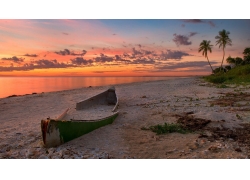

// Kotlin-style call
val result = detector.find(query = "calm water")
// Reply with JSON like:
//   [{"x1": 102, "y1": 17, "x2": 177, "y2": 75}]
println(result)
[{"x1": 0, "y1": 76, "x2": 182, "y2": 98}]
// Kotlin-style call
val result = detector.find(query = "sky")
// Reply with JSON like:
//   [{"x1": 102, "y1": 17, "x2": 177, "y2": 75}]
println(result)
[{"x1": 0, "y1": 19, "x2": 250, "y2": 77}]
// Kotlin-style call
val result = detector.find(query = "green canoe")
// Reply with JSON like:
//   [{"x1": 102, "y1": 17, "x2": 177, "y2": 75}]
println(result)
[{"x1": 41, "y1": 87, "x2": 119, "y2": 147}]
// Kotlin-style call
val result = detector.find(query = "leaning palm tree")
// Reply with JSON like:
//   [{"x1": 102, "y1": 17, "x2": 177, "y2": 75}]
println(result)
[
  {"x1": 215, "y1": 29, "x2": 232, "y2": 71},
  {"x1": 198, "y1": 40, "x2": 214, "y2": 73}
]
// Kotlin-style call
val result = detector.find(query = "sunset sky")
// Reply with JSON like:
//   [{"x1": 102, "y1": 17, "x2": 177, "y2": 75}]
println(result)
[{"x1": 1, "y1": 19, "x2": 250, "y2": 76}]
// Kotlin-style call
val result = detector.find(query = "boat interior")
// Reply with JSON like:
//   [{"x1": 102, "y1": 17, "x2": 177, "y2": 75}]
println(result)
[{"x1": 57, "y1": 87, "x2": 118, "y2": 121}]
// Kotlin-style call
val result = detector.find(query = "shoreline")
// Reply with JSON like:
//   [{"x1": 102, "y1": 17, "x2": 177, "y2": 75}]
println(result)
[
  {"x1": 1, "y1": 76, "x2": 250, "y2": 159},
  {"x1": 1, "y1": 76, "x2": 193, "y2": 99}
]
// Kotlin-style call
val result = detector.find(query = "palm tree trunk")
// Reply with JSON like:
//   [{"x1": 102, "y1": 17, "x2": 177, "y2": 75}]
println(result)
[
  {"x1": 220, "y1": 47, "x2": 225, "y2": 72},
  {"x1": 206, "y1": 56, "x2": 214, "y2": 73}
]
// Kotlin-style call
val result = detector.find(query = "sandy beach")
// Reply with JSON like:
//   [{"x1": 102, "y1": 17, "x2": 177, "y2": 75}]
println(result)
[{"x1": 1, "y1": 76, "x2": 250, "y2": 159}]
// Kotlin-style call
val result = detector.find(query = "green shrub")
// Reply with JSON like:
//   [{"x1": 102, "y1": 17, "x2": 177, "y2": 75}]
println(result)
[
  {"x1": 204, "y1": 64, "x2": 250, "y2": 84},
  {"x1": 204, "y1": 75, "x2": 227, "y2": 84}
]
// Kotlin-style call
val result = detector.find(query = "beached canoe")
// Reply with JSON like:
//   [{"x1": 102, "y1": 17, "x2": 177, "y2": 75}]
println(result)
[{"x1": 41, "y1": 87, "x2": 119, "y2": 148}]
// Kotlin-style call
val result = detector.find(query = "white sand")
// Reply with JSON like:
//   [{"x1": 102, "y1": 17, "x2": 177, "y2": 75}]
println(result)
[{"x1": 1, "y1": 76, "x2": 250, "y2": 159}]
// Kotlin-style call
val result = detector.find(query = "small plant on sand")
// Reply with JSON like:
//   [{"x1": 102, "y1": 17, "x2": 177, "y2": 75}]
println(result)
[
  {"x1": 142, "y1": 123, "x2": 191, "y2": 135},
  {"x1": 236, "y1": 114, "x2": 242, "y2": 120},
  {"x1": 141, "y1": 126, "x2": 149, "y2": 130},
  {"x1": 235, "y1": 103, "x2": 241, "y2": 107},
  {"x1": 217, "y1": 84, "x2": 228, "y2": 88}
]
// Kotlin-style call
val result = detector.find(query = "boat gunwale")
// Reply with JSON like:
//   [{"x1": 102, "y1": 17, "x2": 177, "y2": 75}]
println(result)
[
  {"x1": 76, "y1": 86, "x2": 117, "y2": 110},
  {"x1": 50, "y1": 111, "x2": 119, "y2": 122}
]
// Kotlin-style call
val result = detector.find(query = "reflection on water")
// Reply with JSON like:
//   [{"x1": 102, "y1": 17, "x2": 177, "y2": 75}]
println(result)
[{"x1": 0, "y1": 76, "x2": 182, "y2": 98}]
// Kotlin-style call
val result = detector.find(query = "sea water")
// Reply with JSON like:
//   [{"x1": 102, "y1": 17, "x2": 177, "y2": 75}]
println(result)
[{"x1": 0, "y1": 76, "x2": 182, "y2": 98}]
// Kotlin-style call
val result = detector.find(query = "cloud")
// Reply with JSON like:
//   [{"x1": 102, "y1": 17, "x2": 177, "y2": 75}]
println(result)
[
  {"x1": 122, "y1": 53, "x2": 130, "y2": 58},
  {"x1": 114, "y1": 55, "x2": 122, "y2": 60},
  {"x1": 131, "y1": 48, "x2": 142, "y2": 56},
  {"x1": 160, "y1": 50, "x2": 190, "y2": 60},
  {"x1": 94, "y1": 53, "x2": 114, "y2": 63},
  {"x1": 32, "y1": 59, "x2": 71, "y2": 68},
  {"x1": 189, "y1": 32, "x2": 198, "y2": 37},
  {"x1": 55, "y1": 49, "x2": 87, "y2": 56},
  {"x1": 92, "y1": 71, "x2": 104, "y2": 73},
  {"x1": 62, "y1": 32, "x2": 69, "y2": 35},
  {"x1": 1, "y1": 56, "x2": 24, "y2": 63},
  {"x1": 132, "y1": 58, "x2": 155, "y2": 65},
  {"x1": 143, "y1": 50, "x2": 154, "y2": 55},
  {"x1": 128, "y1": 48, "x2": 155, "y2": 59},
  {"x1": 182, "y1": 19, "x2": 205, "y2": 23},
  {"x1": 92, "y1": 70, "x2": 122, "y2": 73},
  {"x1": 71, "y1": 50, "x2": 87, "y2": 56},
  {"x1": 55, "y1": 49, "x2": 71, "y2": 55},
  {"x1": 23, "y1": 54, "x2": 38, "y2": 57},
  {"x1": 182, "y1": 19, "x2": 216, "y2": 28},
  {"x1": 208, "y1": 21, "x2": 215, "y2": 27},
  {"x1": 172, "y1": 32, "x2": 197, "y2": 46},
  {"x1": 0, "y1": 59, "x2": 74, "y2": 72},
  {"x1": 92, "y1": 49, "x2": 191, "y2": 66},
  {"x1": 116, "y1": 59, "x2": 132, "y2": 64},
  {"x1": 173, "y1": 34, "x2": 192, "y2": 46},
  {"x1": 155, "y1": 61, "x2": 217, "y2": 71},
  {"x1": 71, "y1": 57, "x2": 93, "y2": 65}
]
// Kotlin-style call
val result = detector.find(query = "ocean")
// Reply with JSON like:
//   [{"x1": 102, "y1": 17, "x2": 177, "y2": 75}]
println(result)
[{"x1": 0, "y1": 76, "x2": 183, "y2": 98}]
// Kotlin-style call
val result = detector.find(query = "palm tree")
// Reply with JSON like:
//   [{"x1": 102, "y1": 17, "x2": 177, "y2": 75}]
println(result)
[
  {"x1": 243, "y1": 47, "x2": 250, "y2": 57},
  {"x1": 198, "y1": 40, "x2": 214, "y2": 72},
  {"x1": 226, "y1": 56, "x2": 235, "y2": 66},
  {"x1": 215, "y1": 29, "x2": 232, "y2": 71},
  {"x1": 243, "y1": 47, "x2": 250, "y2": 63},
  {"x1": 226, "y1": 56, "x2": 243, "y2": 66}
]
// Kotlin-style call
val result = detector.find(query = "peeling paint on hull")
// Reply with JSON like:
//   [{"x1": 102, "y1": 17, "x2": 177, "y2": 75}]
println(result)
[{"x1": 41, "y1": 113, "x2": 118, "y2": 147}]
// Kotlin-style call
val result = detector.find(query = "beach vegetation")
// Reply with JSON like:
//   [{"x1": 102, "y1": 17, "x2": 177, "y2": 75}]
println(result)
[
  {"x1": 141, "y1": 123, "x2": 191, "y2": 135},
  {"x1": 204, "y1": 64, "x2": 250, "y2": 84},
  {"x1": 217, "y1": 84, "x2": 228, "y2": 88},
  {"x1": 236, "y1": 114, "x2": 242, "y2": 120},
  {"x1": 198, "y1": 40, "x2": 214, "y2": 72},
  {"x1": 204, "y1": 46, "x2": 250, "y2": 85}
]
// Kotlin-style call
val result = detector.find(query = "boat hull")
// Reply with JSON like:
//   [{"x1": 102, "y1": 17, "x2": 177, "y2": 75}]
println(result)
[{"x1": 41, "y1": 112, "x2": 118, "y2": 147}]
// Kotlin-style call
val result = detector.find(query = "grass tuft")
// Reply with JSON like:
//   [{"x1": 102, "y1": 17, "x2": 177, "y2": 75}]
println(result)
[{"x1": 142, "y1": 123, "x2": 191, "y2": 135}]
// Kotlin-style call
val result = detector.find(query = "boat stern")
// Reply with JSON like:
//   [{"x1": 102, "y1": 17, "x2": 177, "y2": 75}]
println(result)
[{"x1": 41, "y1": 119, "x2": 62, "y2": 148}]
